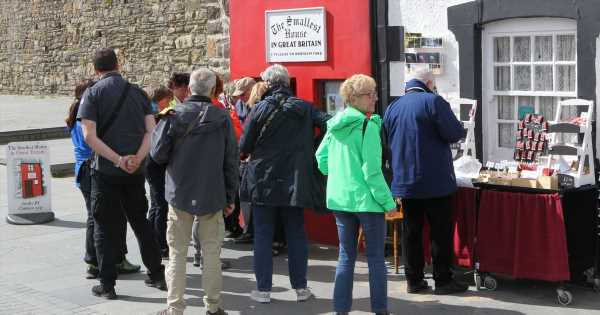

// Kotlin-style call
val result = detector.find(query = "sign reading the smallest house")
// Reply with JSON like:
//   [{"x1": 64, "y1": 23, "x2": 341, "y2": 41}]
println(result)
[{"x1": 265, "y1": 7, "x2": 327, "y2": 63}]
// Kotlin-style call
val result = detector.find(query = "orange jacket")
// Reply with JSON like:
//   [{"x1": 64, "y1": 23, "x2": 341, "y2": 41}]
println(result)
[{"x1": 212, "y1": 98, "x2": 243, "y2": 142}]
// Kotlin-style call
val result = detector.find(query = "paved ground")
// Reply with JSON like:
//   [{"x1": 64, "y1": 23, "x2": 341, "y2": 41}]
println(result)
[
  {"x1": 1, "y1": 164, "x2": 600, "y2": 315},
  {"x1": 1, "y1": 94, "x2": 600, "y2": 315},
  {"x1": 0, "y1": 95, "x2": 72, "y2": 132}
]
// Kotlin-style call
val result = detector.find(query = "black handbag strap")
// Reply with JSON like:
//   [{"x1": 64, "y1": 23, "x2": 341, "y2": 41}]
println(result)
[
  {"x1": 256, "y1": 95, "x2": 288, "y2": 145},
  {"x1": 97, "y1": 82, "x2": 131, "y2": 140}
]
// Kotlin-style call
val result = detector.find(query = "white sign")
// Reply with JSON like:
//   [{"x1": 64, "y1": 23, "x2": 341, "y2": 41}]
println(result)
[
  {"x1": 265, "y1": 7, "x2": 327, "y2": 63},
  {"x1": 6, "y1": 141, "x2": 52, "y2": 218}
]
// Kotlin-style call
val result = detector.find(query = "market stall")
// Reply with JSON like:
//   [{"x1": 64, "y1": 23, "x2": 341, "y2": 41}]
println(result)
[{"x1": 452, "y1": 99, "x2": 600, "y2": 305}]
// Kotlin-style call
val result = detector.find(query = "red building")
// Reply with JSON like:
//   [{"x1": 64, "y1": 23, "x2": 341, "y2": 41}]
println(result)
[{"x1": 230, "y1": 0, "x2": 382, "y2": 245}]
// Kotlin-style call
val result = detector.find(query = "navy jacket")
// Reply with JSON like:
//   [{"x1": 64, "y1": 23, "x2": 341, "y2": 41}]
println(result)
[
  {"x1": 239, "y1": 86, "x2": 330, "y2": 209},
  {"x1": 383, "y1": 79, "x2": 465, "y2": 199}
]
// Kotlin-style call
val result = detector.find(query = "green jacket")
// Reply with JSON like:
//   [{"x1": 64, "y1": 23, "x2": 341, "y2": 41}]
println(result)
[{"x1": 315, "y1": 106, "x2": 396, "y2": 213}]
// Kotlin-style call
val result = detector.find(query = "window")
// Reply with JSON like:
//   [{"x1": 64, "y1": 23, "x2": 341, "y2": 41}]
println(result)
[{"x1": 483, "y1": 18, "x2": 577, "y2": 160}]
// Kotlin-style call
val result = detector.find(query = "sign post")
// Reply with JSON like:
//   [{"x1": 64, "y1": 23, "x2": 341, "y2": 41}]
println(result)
[
  {"x1": 265, "y1": 7, "x2": 327, "y2": 63},
  {"x1": 5, "y1": 141, "x2": 54, "y2": 224}
]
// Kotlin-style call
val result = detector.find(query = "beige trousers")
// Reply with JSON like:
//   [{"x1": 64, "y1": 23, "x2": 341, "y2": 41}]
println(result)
[{"x1": 166, "y1": 206, "x2": 225, "y2": 315}]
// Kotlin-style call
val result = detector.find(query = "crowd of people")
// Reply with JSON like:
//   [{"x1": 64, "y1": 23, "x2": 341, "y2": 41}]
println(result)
[{"x1": 66, "y1": 47, "x2": 468, "y2": 315}]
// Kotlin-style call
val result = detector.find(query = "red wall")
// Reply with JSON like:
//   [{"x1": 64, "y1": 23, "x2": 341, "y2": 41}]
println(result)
[{"x1": 230, "y1": 0, "x2": 373, "y2": 108}]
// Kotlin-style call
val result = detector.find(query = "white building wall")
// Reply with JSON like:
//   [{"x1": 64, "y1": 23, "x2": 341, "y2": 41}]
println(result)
[{"x1": 388, "y1": 0, "x2": 471, "y2": 98}]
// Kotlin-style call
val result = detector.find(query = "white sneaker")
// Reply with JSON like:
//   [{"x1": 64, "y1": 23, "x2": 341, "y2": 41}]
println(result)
[
  {"x1": 250, "y1": 290, "x2": 271, "y2": 303},
  {"x1": 295, "y1": 288, "x2": 314, "y2": 302}
]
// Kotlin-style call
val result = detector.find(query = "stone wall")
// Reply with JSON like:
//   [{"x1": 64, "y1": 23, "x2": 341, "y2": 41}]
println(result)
[{"x1": 0, "y1": 0, "x2": 230, "y2": 96}]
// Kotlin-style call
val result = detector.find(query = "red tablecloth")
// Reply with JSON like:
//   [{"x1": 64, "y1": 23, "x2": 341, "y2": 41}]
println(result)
[
  {"x1": 476, "y1": 190, "x2": 570, "y2": 281},
  {"x1": 424, "y1": 187, "x2": 478, "y2": 268}
]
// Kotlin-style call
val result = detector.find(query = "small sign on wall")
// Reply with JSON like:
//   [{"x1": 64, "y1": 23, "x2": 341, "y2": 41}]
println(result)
[{"x1": 265, "y1": 7, "x2": 327, "y2": 63}]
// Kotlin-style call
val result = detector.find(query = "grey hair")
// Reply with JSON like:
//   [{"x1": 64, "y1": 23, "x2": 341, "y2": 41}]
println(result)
[
  {"x1": 260, "y1": 64, "x2": 290, "y2": 87},
  {"x1": 189, "y1": 68, "x2": 216, "y2": 97},
  {"x1": 409, "y1": 68, "x2": 434, "y2": 84}
]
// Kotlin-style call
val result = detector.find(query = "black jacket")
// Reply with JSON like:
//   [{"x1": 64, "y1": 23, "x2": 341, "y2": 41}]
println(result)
[
  {"x1": 239, "y1": 86, "x2": 330, "y2": 209},
  {"x1": 150, "y1": 95, "x2": 239, "y2": 215}
]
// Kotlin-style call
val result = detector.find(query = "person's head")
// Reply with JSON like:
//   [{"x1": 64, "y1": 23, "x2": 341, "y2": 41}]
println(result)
[
  {"x1": 65, "y1": 79, "x2": 95, "y2": 129},
  {"x1": 246, "y1": 81, "x2": 269, "y2": 108},
  {"x1": 211, "y1": 71, "x2": 224, "y2": 99},
  {"x1": 151, "y1": 86, "x2": 174, "y2": 111},
  {"x1": 260, "y1": 64, "x2": 290, "y2": 88},
  {"x1": 232, "y1": 77, "x2": 257, "y2": 102},
  {"x1": 409, "y1": 68, "x2": 435, "y2": 91},
  {"x1": 247, "y1": 81, "x2": 268, "y2": 108},
  {"x1": 339, "y1": 74, "x2": 378, "y2": 114},
  {"x1": 189, "y1": 68, "x2": 217, "y2": 98},
  {"x1": 93, "y1": 48, "x2": 119, "y2": 75},
  {"x1": 168, "y1": 72, "x2": 191, "y2": 102}
]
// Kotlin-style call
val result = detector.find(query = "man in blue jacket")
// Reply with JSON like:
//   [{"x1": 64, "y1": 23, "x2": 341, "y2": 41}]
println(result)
[{"x1": 383, "y1": 69, "x2": 468, "y2": 295}]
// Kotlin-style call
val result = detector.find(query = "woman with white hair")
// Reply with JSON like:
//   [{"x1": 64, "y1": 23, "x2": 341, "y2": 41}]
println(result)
[
  {"x1": 316, "y1": 74, "x2": 395, "y2": 315},
  {"x1": 239, "y1": 64, "x2": 330, "y2": 304}
]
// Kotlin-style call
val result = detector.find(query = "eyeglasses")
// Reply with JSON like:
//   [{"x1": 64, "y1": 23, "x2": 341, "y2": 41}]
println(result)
[{"x1": 357, "y1": 91, "x2": 377, "y2": 98}]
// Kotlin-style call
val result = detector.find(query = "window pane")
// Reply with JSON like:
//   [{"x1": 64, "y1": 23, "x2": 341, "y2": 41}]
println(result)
[
  {"x1": 517, "y1": 96, "x2": 535, "y2": 119},
  {"x1": 534, "y1": 65, "x2": 553, "y2": 91},
  {"x1": 495, "y1": 66, "x2": 511, "y2": 91},
  {"x1": 497, "y1": 96, "x2": 515, "y2": 120},
  {"x1": 556, "y1": 35, "x2": 576, "y2": 61},
  {"x1": 557, "y1": 65, "x2": 576, "y2": 92},
  {"x1": 514, "y1": 65, "x2": 531, "y2": 91},
  {"x1": 494, "y1": 37, "x2": 510, "y2": 62},
  {"x1": 498, "y1": 123, "x2": 516, "y2": 148},
  {"x1": 513, "y1": 36, "x2": 531, "y2": 62},
  {"x1": 539, "y1": 96, "x2": 557, "y2": 121},
  {"x1": 534, "y1": 36, "x2": 553, "y2": 61}
]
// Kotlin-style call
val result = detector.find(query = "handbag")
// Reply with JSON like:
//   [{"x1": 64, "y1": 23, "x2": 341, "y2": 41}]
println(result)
[{"x1": 239, "y1": 96, "x2": 287, "y2": 202}]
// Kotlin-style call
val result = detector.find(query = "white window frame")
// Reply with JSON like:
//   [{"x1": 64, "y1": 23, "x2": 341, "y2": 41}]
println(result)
[{"x1": 482, "y1": 18, "x2": 577, "y2": 162}]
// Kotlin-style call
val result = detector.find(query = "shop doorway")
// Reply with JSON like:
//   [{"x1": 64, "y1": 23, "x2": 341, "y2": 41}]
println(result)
[{"x1": 482, "y1": 18, "x2": 578, "y2": 162}]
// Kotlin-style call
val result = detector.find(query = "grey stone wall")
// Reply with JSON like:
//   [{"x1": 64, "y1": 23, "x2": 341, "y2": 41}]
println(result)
[{"x1": 0, "y1": 0, "x2": 230, "y2": 96}]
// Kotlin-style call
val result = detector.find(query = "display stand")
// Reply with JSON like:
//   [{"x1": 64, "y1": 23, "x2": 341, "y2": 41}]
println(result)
[
  {"x1": 448, "y1": 98, "x2": 477, "y2": 159},
  {"x1": 546, "y1": 99, "x2": 595, "y2": 188}
]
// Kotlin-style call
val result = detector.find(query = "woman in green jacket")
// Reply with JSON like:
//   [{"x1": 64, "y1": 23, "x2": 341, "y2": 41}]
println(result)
[{"x1": 316, "y1": 74, "x2": 396, "y2": 315}]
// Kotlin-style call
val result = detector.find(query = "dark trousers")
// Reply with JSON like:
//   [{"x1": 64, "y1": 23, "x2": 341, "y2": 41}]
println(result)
[
  {"x1": 224, "y1": 194, "x2": 242, "y2": 233},
  {"x1": 91, "y1": 171, "x2": 163, "y2": 288},
  {"x1": 79, "y1": 163, "x2": 127, "y2": 265},
  {"x1": 401, "y1": 195, "x2": 454, "y2": 286},
  {"x1": 146, "y1": 159, "x2": 168, "y2": 252}
]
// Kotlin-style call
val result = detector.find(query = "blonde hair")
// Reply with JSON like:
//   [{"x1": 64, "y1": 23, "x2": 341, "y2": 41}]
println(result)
[
  {"x1": 247, "y1": 81, "x2": 269, "y2": 108},
  {"x1": 339, "y1": 74, "x2": 376, "y2": 111}
]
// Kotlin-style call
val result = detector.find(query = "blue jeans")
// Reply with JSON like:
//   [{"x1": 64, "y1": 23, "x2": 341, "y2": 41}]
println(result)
[
  {"x1": 253, "y1": 205, "x2": 308, "y2": 291},
  {"x1": 334, "y1": 211, "x2": 387, "y2": 313}
]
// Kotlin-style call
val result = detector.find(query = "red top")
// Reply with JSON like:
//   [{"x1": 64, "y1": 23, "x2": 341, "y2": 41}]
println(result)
[{"x1": 212, "y1": 98, "x2": 243, "y2": 142}]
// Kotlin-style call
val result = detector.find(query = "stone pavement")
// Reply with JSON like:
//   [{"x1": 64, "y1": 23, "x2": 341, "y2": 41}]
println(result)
[
  {"x1": 1, "y1": 164, "x2": 600, "y2": 315},
  {"x1": 0, "y1": 95, "x2": 72, "y2": 132}
]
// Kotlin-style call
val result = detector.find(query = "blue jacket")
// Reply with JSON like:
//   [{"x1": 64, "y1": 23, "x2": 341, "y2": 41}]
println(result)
[{"x1": 383, "y1": 79, "x2": 465, "y2": 199}]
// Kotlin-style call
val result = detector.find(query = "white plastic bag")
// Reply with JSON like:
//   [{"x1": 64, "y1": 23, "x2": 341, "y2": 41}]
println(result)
[{"x1": 453, "y1": 156, "x2": 482, "y2": 179}]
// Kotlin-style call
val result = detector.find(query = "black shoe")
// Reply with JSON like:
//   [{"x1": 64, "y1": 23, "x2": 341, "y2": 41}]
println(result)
[
  {"x1": 145, "y1": 277, "x2": 167, "y2": 291},
  {"x1": 91, "y1": 284, "x2": 117, "y2": 299},
  {"x1": 434, "y1": 280, "x2": 469, "y2": 295},
  {"x1": 407, "y1": 279, "x2": 430, "y2": 294},
  {"x1": 161, "y1": 248, "x2": 169, "y2": 259},
  {"x1": 117, "y1": 258, "x2": 141, "y2": 274},
  {"x1": 207, "y1": 308, "x2": 228, "y2": 315},
  {"x1": 86, "y1": 264, "x2": 99, "y2": 279},
  {"x1": 225, "y1": 228, "x2": 243, "y2": 239},
  {"x1": 234, "y1": 233, "x2": 253, "y2": 244},
  {"x1": 193, "y1": 254, "x2": 202, "y2": 267}
]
